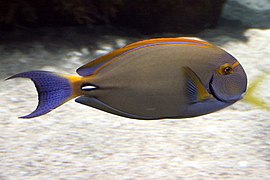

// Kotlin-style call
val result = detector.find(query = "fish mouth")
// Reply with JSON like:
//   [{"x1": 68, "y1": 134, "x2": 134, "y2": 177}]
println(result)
[{"x1": 240, "y1": 92, "x2": 246, "y2": 99}]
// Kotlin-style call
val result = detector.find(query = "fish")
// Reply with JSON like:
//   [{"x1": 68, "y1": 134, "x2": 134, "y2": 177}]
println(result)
[{"x1": 7, "y1": 37, "x2": 248, "y2": 120}]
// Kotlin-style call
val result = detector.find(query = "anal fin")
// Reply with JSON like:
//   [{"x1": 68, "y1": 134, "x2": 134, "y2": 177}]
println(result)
[{"x1": 75, "y1": 96, "x2": 154, "y2": 120}]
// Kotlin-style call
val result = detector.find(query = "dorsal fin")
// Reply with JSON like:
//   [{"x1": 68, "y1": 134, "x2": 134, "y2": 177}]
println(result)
[
  {"x1": 76, "y1": 37, "x2": 212, "y2": 77},
  {"x1": 124, "y1": 37, "x2": 212, "y2": 49}
]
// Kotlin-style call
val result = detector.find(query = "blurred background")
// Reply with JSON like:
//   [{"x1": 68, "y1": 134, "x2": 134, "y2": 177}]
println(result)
[
  {"x1": 0, "y1": 0, "x2": 226, "y2": 34},
  {"x1": 0, "y1": 0, "x2": 270, "y2": 179}
]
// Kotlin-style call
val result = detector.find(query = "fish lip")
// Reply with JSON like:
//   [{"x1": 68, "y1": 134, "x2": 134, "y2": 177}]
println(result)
[{"x1": 240, "y1": 92, "x2": 246, "y2": 99}]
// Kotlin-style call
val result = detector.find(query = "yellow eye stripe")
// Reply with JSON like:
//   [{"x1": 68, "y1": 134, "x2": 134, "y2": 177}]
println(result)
[
  {"x1": 217, "y1": 63, "x2": 231, "y2": 75},
  {"x1": 217, "y1": 61, "x2": 240, "y2": 75},
  {"x1": 232, "y1": 61, "x2": 240, "y2": 69}
]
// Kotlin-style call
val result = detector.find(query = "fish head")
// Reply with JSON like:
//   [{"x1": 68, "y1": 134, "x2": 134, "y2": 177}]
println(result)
[{"x1": 209, "y1": 54, "x2": 247, "y2": 103}]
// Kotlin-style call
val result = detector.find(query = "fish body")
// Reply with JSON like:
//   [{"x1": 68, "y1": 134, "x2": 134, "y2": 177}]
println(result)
[{"x1": 8, "y1": 38, "x2": 247, "y2": 119}]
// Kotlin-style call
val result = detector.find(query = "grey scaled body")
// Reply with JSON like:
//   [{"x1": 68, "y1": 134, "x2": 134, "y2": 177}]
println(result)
[{"x1": 76, "y1": 45, "x2": 240, "y2": 119}]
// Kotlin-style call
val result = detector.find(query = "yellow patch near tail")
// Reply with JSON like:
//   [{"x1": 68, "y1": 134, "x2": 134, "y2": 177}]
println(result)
[
  {"x1": 60, "y1": 74, "x2": 84, "y2": 100},
  {"x1": 61, "y1": 74, "x2": 96, "y2": 101}
]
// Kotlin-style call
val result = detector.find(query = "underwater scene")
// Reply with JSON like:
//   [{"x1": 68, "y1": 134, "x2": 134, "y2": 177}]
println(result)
[{"x1": 0, "y1": 0, "x2": 270, "y2": 179}]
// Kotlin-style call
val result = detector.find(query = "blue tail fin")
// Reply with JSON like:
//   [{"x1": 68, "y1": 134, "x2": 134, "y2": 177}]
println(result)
[{"x1": 7, "y1": 71, "x2": 74, "y2": 118}]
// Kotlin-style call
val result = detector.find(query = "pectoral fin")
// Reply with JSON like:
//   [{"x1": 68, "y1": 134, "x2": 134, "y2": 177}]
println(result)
[{"x1": 183, "y1": 66, "x2": 211, "y2": 103}]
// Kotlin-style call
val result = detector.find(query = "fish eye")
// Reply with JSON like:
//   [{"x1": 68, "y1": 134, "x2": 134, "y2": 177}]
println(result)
[
  {"x1": 217, "y1": 63, "x2": 233, "y2": 75},
  {"x1": 224, "y1": 66, "x2": 232, "y2": 74}
]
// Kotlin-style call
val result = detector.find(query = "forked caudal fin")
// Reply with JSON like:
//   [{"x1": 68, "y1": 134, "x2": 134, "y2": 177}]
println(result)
[{"x1": 7, "y1": 71, "x2": 83, "y2": 118}]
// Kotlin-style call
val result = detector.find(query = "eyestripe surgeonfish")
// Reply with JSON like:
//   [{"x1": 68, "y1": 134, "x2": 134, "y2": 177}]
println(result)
[{"x1": 8, "y1": 37, "x2": 248, "y2": 119}]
